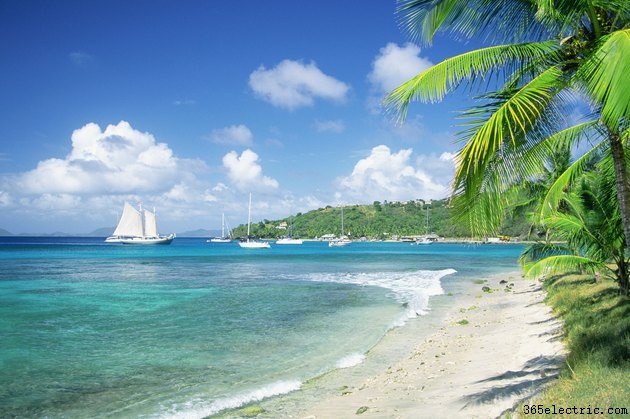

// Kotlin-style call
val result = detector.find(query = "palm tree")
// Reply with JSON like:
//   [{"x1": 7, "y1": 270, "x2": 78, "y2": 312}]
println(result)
[
  {"x1": 505, "y1": 140, "x2": 574, "y2": 241},
  {"x1": 385, "y1": 1, "x2": 630, "y2": 247},
  {"x1": 519, "y1": 153, "x2": 629, "y2": 294}
]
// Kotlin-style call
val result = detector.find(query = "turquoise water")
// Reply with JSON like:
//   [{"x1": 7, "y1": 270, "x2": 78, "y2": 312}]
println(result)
[{"x1": 0, "y1": 238, "x2": 523, "y2": 417}]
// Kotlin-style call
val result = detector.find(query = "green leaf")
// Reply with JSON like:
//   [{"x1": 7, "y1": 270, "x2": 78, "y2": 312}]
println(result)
[
  {"x1": 578, "y1": 29, "x2": 630, "y2": 129},
  {"x1": 384, "y1": 41, "x2": 559, "y2": 121},
  {"x1": 522, "y1": 254, "x2": 602, "y2": 278}
]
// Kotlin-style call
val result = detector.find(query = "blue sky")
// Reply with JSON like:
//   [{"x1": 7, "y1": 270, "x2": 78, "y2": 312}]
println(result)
[{"x1": 0, "y1": 0, "x2": 475, "y2": 234}]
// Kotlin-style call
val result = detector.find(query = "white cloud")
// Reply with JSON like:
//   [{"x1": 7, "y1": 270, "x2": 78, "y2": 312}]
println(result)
[
  {"x1": 164, "y1": 183, "x2": 198, "y2": 203},
  {"x1": 249, "y1": 59, "x2": 350, "y2": 110},
  {"x1": 173, "y1": 99, "x2": 196, "y2": 106},
  {"x1": 209, "y1": 124, "x2": 254, "y2": 146},
  {"x1": 315, "y1": 119, "x2": 345, "y2": 133},
  {"x1": 222, "y1": 149, "x2": 279, "y2": 191},
  {"x1": 368, "y1": 43, "x2": 433, "y2": 93},
  {"x1": 69, "y1": 51, "x2": 94, "y2": 67},
  {"x1": 18, "y1": 121, "x2": 181, "y2": 195},
  {"x1": 0, "y1": 190, "x2": 12, "y2": 207},
  {"x1": 30, "y1": 193, "x2": 82, "y2": 211},
  {"x1": 0, "y1": 122, "x2": 320, "y2": 234},
  {"x1": 337, "y1": 145, "x2": 453, "y2": 203}
]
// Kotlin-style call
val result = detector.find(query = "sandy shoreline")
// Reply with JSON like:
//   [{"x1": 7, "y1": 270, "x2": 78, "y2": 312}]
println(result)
[{"x1": 265, "y1": 274, "x2": 566, "y2": 419}]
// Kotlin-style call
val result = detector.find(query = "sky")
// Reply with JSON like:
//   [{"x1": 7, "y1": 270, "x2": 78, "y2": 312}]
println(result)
[{"x1": 0, "y1": 0, "x2": 478, "y2": 234}]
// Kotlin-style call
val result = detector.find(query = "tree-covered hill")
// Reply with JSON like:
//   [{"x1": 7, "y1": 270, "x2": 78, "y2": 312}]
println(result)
[{"x1": 231, "y1": 198, "x2": 535, "y2": 240}]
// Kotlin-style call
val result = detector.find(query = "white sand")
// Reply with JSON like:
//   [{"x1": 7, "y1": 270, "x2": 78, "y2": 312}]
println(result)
[{"x1": 294, "y1": 276, "x2": 566, "y2": 419}]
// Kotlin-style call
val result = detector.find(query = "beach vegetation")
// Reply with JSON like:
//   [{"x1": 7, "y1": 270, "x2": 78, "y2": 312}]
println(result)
[
  {"x1": 338, "y1": 385, "x2": 353, "y2": 395},
  {"x1": 456, "y1": 319, "x2": 469, "y2": 325},
  {"x1": 356, "y1": 406, "x2": 369, "y2": 414},
  {"x1": 234, "y1": 404, "x2": 266, "y2": 417},
  {"x1": 519, "y1": 153, "x2": 630, "y2": 295},
  {"x1": 385, "y1": 1, "x2": 630, "y2": 274},
  {"x1": 516, "y1": 273, "x2": 630, "y2": 417}
]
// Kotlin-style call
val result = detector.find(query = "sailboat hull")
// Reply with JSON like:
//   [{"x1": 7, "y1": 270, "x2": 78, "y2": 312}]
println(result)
[
  {"x1": 207, "y1": 238, "x2": 232, "y2": 243},
  {"x1": 328, "y1": 237, "x2": 352, "y2": 247},
  {"x1": 276, "y1": 238, "x2": 303, "y2": 245},
  {"x1": 238, "y1": 240, "x2": 270, "y2": 248},
  {"x1": 119, "y1": 234, "x2": 175, "y2": 245}
]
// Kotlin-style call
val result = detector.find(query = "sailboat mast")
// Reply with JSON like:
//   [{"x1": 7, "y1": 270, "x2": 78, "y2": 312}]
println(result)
[
  {"x1": 139, "y1": 203, "x2": 145, "y2": 237},
  {"x1": 247, "y1": 193, "x2": 252, "y2": 238},
  {"x1": 341, "y1": 206, "x2": 344, "y2": 236},
  {"x1": 289, "y1": 215, "x2": 293, "y2": 237},
  {"x1": 221, "y1": 213, "x2": 225, "y2": 237}
]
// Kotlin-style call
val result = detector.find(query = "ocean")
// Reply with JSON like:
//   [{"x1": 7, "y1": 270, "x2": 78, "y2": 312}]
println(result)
[{"x1": 0, "y1": 237, "x2": 524, "y2": 418}]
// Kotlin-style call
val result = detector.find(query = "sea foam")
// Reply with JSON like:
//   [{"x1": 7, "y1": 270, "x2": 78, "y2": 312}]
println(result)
[
  {"x1": 163, "y1": 380, "x2": 302, "y2": 418},
  {"x1": 335, "y1": 353, "x2": 366, "y2": 369},
  {"x1": 307, "y1": 268, "x2": 457, "y2": 327}
]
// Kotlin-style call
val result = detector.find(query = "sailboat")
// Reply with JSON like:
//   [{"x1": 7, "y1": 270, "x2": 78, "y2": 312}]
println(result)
[
  {"x1": 238, "y1": 193, "x2": 270, "y2": 249},
  {"x1": 329, "y1": 206, "x2": 352, "y2": 247},
  {"x1": 207, "y1": 213, "x2": 232, "y2": 243},
  {"x1": 276, "y1": 215, "x2": 303, "y2": 245},
  {"x1": 105, "y1": 202, "x2": 175, "y2": 245},
  {"x1": 416, "y1": 205, "x2": 433, "y2": 245}
]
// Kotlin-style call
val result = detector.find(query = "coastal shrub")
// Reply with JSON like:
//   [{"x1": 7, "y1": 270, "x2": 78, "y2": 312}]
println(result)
[
  {"x1": 356, "y1": 406, "x2": 369, "y2": 414},
  {"x1": 339, "y1": 385, "x2": 352, "y2": 395},
  {"x1": 236, "y1": 405, "x2": 265, "y2": 417}
]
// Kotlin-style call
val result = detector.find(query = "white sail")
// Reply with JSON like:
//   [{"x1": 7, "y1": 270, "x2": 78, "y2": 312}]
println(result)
[
  {"x1": 112, "y1": 202, "x2": 144, "y2": 237},
  {"x1": 144, "y1": 209, "x2": 158, "y2": 237},
  {"x1": 107, "y1": 202, "x2": 175, "y2": 245}
]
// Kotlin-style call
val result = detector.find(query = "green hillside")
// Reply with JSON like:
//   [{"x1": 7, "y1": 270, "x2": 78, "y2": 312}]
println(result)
[
  {"x1": 232, "y1": 198, "x2": 534, "y2": 240},
  {"x1": 231, "y1": 199, "x2": 469, "y2": 240}
]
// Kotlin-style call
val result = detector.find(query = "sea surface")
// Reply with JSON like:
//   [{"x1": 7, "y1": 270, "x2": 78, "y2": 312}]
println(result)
[{"x1": 0, "y1": 237, "x2": 524, "y2": 418}]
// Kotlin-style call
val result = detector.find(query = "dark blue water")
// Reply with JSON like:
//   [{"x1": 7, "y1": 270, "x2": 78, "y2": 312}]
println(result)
[{"x1": 0, "y1": 237, "x2": 523, "y2": 417}]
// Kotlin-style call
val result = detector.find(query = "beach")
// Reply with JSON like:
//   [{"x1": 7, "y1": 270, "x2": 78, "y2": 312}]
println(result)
[{"x1": 265, "y1": 273, "x2": 565, "y2": 419}]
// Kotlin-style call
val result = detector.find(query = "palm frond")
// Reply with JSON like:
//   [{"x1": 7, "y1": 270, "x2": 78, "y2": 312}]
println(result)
[
  {"x1": 395, "y1": 0, "x2": 550, "y2": 45},
  {"x1": 453, "y1": 66, "x2": 565, "y2": 194},
  {"x1": 545, "y1": 211, "x2": 591, "y2": 241},
  {"x1": 447, "y1": 66, "x2": 571, "y2": 236},
  {"x1": 449, "y1": 178, "x2": 512, "y2": 237},
  {"x1": 455, "y1": 85, "x2": 577, "y2": 187},
  {"x1": 522, "y1": 254, "x2": 602, "y2": 278},
  {"x1": 535, "y1": 122, "x2": 607, "y2": 220},
  {"x1": 518, "y1": 241, "x2": 572, "y2": 266},
  {"x1": 395, "y1": 0, "x2": 461, "y2": 45},
  {"x1": 384, "y1": 41, "x2": 559, "y2": 121},
  {"x1": 577, "y1": 29, "x2": 630, "y2": 129}
]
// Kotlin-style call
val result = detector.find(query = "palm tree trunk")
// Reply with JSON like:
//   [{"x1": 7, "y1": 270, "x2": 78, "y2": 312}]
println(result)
[
  {"x1": 619, "y1": 259, "x2": 630, "y2": 297},
  {"x1": 608, "y1": 129, "x2": 630, "y2": 259}
]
